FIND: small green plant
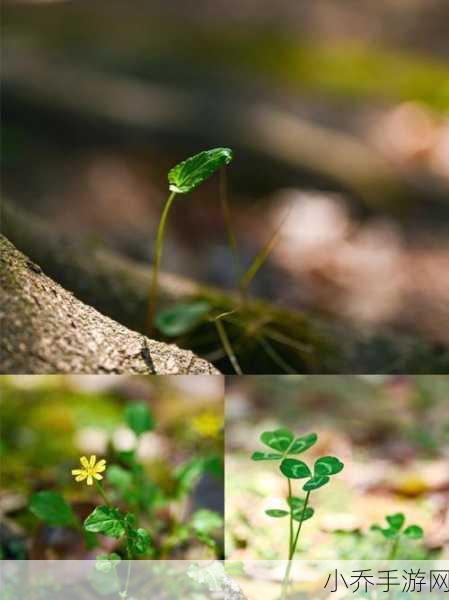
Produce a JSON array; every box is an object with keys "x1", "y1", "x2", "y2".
[
  {"x1": 148, "y1": 147, "x2": 233, "y2": 332},
  {"x1": 28, "y1": 400, "x2": 223, "y2": 572},
  {"x1": 252, "y1": 428, "x2": 344, "y2": 599},
  {"x1": 371, "y1": 513, "x2": 424, "y2": 559}
]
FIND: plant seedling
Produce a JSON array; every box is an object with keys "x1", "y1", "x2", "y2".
[
  {"x1": 252, "y1": 428, "x2": 344, "y2": 600},
  {"x1": 371, "y1": 513, "x2": 424, "y2": 559},
  {"x1": 148, "y1": 147, "x2": 233, "y2": 332}
]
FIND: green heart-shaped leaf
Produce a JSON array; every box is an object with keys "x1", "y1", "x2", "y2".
[
  {"x1": 403, "y1": 525, "x2": 424, "y2": 540},
  {"x1": 125, "y1": 402, "x2": 154, "y2": 436},
  {"x1": 303, "y1": 476, "x2": 330, "y2": 491},
  {"x1": 84, "y1": 506, "x2": 126, "y2": 539},
  {"x1": 251, "y1": 451, "x2": 283, "y2": 461},
  {"x1": 168, "y1": 148, "x2": 233, "y2": 194},
  {"x1": 261, "y1": 429, "x2": 294, "y2": 452},
  {"x1": 292, "y1": 506, "x2": 315, "y2": 522},
  {"x1": 314, "y1": 456, "x2": 344, "y2": 477},
  {"x1": 386, "y1": 513, "x2": 405, "y2": 531},
  {"x1": 280, "y1": 458, "x2": 311, "y2": 479},
  {"x1": 287, "y1": 497, "x2": 305, "y2": 511},
  {"x1": 265, "y1": 509, "x2": 289, "y2": 518},
  {"x1": 289, "y1": 433, "x2": 318, "y2": 454},
  {"x1": 29, "y1": 491, "x2": 76, "y2": 526},
  {"x1": 156, "y1": 302, "x2": 211, "y2": 336}
]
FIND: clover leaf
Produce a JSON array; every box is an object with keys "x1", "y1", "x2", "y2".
[
  {"x1": 261, "y1": 428, "x2": 294, "y2": 452},
  {"x1": 265, "y1": 509, "x2": 290, "y2": 518},
  {"x1": 280, "y1": 458, "x2": 311, "y2": 479}
]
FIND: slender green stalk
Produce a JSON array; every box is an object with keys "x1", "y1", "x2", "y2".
[
  {"x1": 95, "y1": 480, "x2": 111, "y2": 507},
  {"x1": 213, "y1": 317, "x2": 243, "y2": 375},
  {"x1": 239, "y1": 207, "x2": 291, "y2": 297},
  {"x1": 219, "y1": 168, "x2": 241, "y2": 279},
  {"x1": 147, "y1": 190, "x2": 177, "y2": 332},
  {"x1": 281, "y1": 490, "x2": 311, "y2": 600},
  {"x1": 287, "y1": 480, "x2": 294, "y2": 558},
  {"x1": 389, "y1": 536, "x2": 400, "y2": 560}
]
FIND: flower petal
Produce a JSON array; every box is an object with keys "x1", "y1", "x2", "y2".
[
  {"x1": 75, "y1": 473, "x2": 87, "y2": 482},
  {"x1": 93, "y1": 473, "x2": 103, "y2": 480},
  {"x1": 89, "y1": 455, "x2": 97, "y2": 468},
  {"x1": 94, "y1": 464, "x2": 106, "y2": 474},
  {"x1": 87, "y1": 476, "x2": 93, "y2": 486},
  {"x1": 72, "y1": 469, "x2": 83, "y2": 475},
  {"x1": 95, "y1": 459, "x2": 106, "y2": 469},
  {"x1": 80, "y1": 456, "x2": 90, "y2": 468}
]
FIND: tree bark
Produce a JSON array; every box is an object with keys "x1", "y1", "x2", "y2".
[
  {"x1": 0, "y1": 235, "x2": 218, "y2": 375},
  {"x1": 3, "y1": 200, "x2": 448, "y2": 373}
]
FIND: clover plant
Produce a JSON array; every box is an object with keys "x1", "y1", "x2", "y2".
[
  {"x1": 148, "y1": 147, "x2": 233, "y2": 332},
  {"x1": 252, "y1": 428, "x2": 344, "y2": 599},
  {"x1": 29, "y1": 401, "x2": 223, "y2": 572},
  {"x1": 371, "y1": 513, "x2": 424, "y2": 559}
]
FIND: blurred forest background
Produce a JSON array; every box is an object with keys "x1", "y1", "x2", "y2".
[
  {"x1": 226, "y1": 376, "x2": 449, "y2": 572},
  {"x1": 2, "y1": 0, "x2": 449, "y2": 372},
  {"x1": 0, "y1": 375, "x2": 224, "y2": 559}
]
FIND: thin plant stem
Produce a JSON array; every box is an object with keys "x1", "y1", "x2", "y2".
[
  {"x1": 257, "y1": 336, "x2": 297, "y2": 374},
  {"x1": 281, "y1": 490, "x2": 311, "y2": 600},
  {"x1": 95, "y1": 480, "x2": 111, "y2": 507},
  {"x1": 389, "y1": 536, "x2": 400, "y2": 560},
  {"x1": 219, "y1": 168, "x2": 241, "y2": 279},
  {"x1": 239, "y1": 206, "x2": 291, "y2": 297},
  {"x1": 287, "y1": 480, "x2": 293, "y2": 558},
  {"x1": 212, "y1": 317, "x2": 243, "y2": 375},
  {"x1": 147, "y1": 190, "x2": 177, "y2": 333}
]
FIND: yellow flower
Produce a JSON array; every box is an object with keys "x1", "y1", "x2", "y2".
[
  {"x1": 72, "y1": 455, "x2": 107, "y2": 486},
  {"x1": 191, "y1": 412, "x2": 222, "y2": 438}
]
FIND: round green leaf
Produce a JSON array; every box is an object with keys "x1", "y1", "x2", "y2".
[
  {"x1": 29, "y1": 491, "x2": 75, "y2": 526},
  {"x1": 251, "y1": 451, "x2": 283, "y2": 461},
  {"x1": 168, "y1": 148, "x2": 233, "y2": 194},
  {"x1": 386, "y1": 513, "x2": 405, "y2": 531},
  {"x1": 265, "y1": 509, "x2": 289, "y2": 518},
  {"x1": 280, "y1": 458, "x2": 311, "y2": 479},
  {"x1": 155, "y1": 302, "x2": 211, "y2": 337},
  {"x1": 292, "y1": 506, "x2": 315, "y2": 522},
  {"x1": 314, "y1": 456, "x2": 344, "y2": 477},
  {"x1": 84, "y1": 506, "x2": 126, "y2": 539},
  {"x1": 303, "y1": 476, "x2": 330, "y2": 491},
  {"x1": 261, "y1": 429, "x2": 294, "y2": 452},
  {"x1": 403, "y1": 525, "x2": 424, "y2": 540},
  {"x1": 289, "y1": 433, "x2": 318, "y2": 454},
  {"x1": 125, "y1": 402, "x2": 154, "y2": 436}
]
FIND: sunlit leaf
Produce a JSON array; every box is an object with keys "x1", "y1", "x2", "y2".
[
  {"x1": 155, "y1": 302, "x2": 211, "y2": 336},
  {"x1": 127, "y1": 527, "x2": 152, "y2": 554},
  {"x1": 168, "y1": 148, "x2": 233, "y2": 194}
]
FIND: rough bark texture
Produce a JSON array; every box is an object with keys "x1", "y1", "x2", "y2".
[
  {"x1": 0, "y1": 236, "x2": 218, "y2": 375},
  {"x1": 3, "y1": 200, "x2": 449, "y2": 374}
]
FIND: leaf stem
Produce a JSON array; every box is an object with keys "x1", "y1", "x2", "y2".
[
  {"x1": 287, "y1": 479, "x2": 293, "y2": 558},
  {"x1": 220, "y1": 168, "x2": 241, "y2": 280},
  {"x1": 147, "y1": 190, "x2": 177, "y2": 333},
  {"x1": 212, "y1": 317, "x2": 243, "y2": 375},
  {"x1": 94, "y1": 480, "x2": 111, "y2": 507},
  {"x1": 389, "y1": 535, "x2": 400, "y2": 560},
  {"x1": 281, "y1": 490, "x2": 311, "y2": 600}
]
